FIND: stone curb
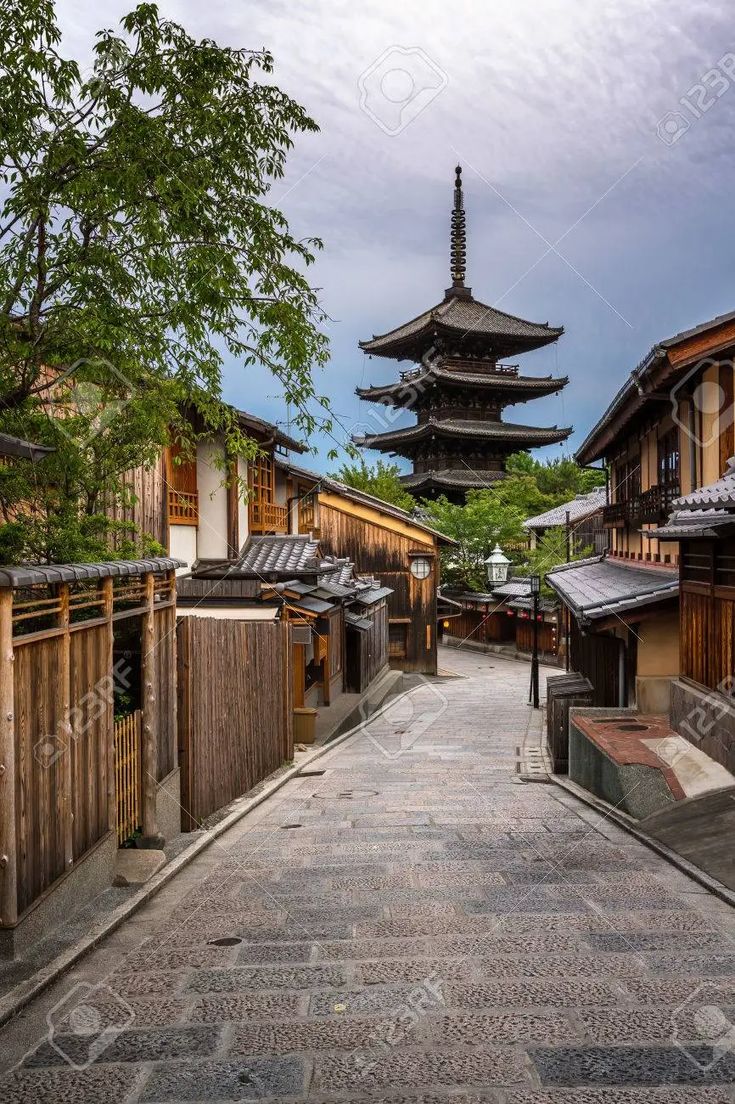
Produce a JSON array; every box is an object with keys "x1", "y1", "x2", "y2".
[
  {"x1": 550, "y1": 774, "x2": 735, "y2": 911},
  {"x1": 0, "y1": 675, "x2": 419, "y2": 1029}
]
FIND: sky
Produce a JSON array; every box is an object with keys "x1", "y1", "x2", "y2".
[{"x1": 57, "y1": 0, "x2": 735, "y2": 473}]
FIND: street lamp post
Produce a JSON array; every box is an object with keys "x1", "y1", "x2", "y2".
[{"x1": 529, "y1": 573, "x2": 541, "y2": 709}]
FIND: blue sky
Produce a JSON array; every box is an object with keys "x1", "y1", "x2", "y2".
[{"x1": 58, "y1": 0, "x2": 735, "y2": 472}]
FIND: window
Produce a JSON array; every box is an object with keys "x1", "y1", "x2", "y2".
[
  {"x1": 248, "y1": 453, "x2": 273, "y2": 503},
  {"x1": 388, "y1": 622, "x2": 408, "y2": 659},
  {"x1": 409, "y1": 556, "x2": 432, "y2": 580},
  {"x1": 658, "y1": 428, "x2": 680, "y2": 490}
]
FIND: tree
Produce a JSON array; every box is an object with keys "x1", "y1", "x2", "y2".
[
  {"x1": 423, "y1": 488, "x2": 529, "y2": 591},
  {"x1": 331, "y1": 459, "x2": 416, "y2": 512},
  {"x1": 423, "y1": 452, "x2": 605, "y2": 592},
  {"x1": 518, "y1": 527, "x2": 593, "y2": 596},
  {"x1": 507, "y1": 452, "x2": 605, "y2": 497},
  {"x1": 0, "y1": 2, "x2": 330, "y2": 561}
]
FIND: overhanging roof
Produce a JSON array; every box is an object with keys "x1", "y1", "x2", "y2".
[
  {"x1": 524, "y1": 488, "x2": 607, "y2": 531},
  {"x1": 646, "y1": 510, "x2": 735, "y2": 540},
  {"x1": 400, "y1": 468, "x2": 508, "y2": 493},
  {"x1": 575, "y1": 309, "x2": 735, "y2": 465},
  {"x1": 546, "y1": 555, "x2": 678, "y2": 624},
  {"x1": 357, "y1": 366, "x2": 567, "y2": 405},
  {"x1": 359, "y1": 291, "x2": 563, "y2": 360},
  {"x1": 354, "y1": 418, "x2": 572, "y2": 451},
  {"x1": 0, "y1": 556, "x2": 182, "y2": 589},
  {"x1": 276, "y1": 460, "x2": 457, "y2": 545},
  {"x1": 0, "y1": 432, "x2": 55, "y2": 461}
]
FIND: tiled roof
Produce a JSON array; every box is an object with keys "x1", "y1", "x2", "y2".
[
  {"x1": 235, "y1": 409, "x2": 305, "y2": 453},
  {"x1": 401, "y1": 468, "x2": 508, "y2": 491},
  {"x1": 491, "y1": 578, "x2": 534, "y2": 599},
  {"x1": 646, "y1": 509, "x2": 735, "y2": 540},
  {"x1": 546, "y1": 556, "x2": 678, "y2": 623},
  {"x1": 673, "y1": 468, "x2": 735, "y2": 511},
  {"x1": 355, "y1": 418, "x2": 572, "y2": 449},
  {"x1": 360, "y1": 293, "x2": 563, "y2": 356},
  {"x1": 277, "y1": 460, "x2": 457, "y2": 545},
  {"x1": 524, "y1": 488, "x2": 607, "y2": 531},
  {"x1": 357, "y1": 367, "x2": 567, "y2": 402},
  {"x1": 0, "y1": 557, "x2": 183, "y2": 589},
  {"x1": 237, "y1": 535, "x2": 327, "y2": 577}
]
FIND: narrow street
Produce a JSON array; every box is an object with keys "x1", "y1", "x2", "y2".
[{"x1": 2, "y1": 647, "x2": 735, "y2": 1102}]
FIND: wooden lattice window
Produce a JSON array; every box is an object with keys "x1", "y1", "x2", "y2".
[
  {"x1": 248, "y1": 453, "x2": 274, "y2": 503},
  {"x1": 166, "y1": 443, "x2": 198, "y2": 524},
  {"x1": 658, "y1": 427, "x2": 680, "y2": 491}
]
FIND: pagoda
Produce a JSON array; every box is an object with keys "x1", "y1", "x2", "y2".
[{"x1": 354, "y1": 166, "x2": 571, "y2": 502}]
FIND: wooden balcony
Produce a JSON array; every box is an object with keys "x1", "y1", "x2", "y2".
[
  {"x1": 249, "y1": 499, "x2": 289, "y2": 533},
  {"x1": 602, "y1": 500, "x2": 627, "y2": 527},
  {"x1": 168, "y1": 489, "x2": 199, "y2": 525}
]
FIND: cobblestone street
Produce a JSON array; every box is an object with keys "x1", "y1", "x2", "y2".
[{"x1": 2, "y1": 648, "x2": 735, "y2": 1102}]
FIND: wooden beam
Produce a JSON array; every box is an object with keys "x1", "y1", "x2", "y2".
[
  {"x1": 57, "y1": 584, "x2": 74, "y2": 873},
  {"x1": 141, "y1": 572, "x2": 159, "y2": 843},
  {"x1": 0, "y1": 588, "x2": 17, "y2": 927},
  {"x1": 102, "y1": 578, "x2": 115, "y2": 835}
]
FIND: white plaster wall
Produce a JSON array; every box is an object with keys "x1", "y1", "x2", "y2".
[
  {"x1": 196, "y1": 438, "x2": 229, "y2": 560},
  {"x1": 169, "y1": 525, "x2": 197, "y2": 574}
]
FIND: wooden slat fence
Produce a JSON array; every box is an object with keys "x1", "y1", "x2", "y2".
[
  {"x1": 115, "y1": 710, "x2": 142, "y2": 844},
  {"x1": 0, "y1": 566, "x2": 177, "y2": 929},
  {"x1": 177, "y1": 616, "x2": 293, "y2": 830}
]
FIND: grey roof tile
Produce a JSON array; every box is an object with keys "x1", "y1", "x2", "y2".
[
  {"x1": 673, "y1": 469, "x2": 735, "y2": 511},
  {"x1": 355, "y1": 418, "x2": 572, "y2": 449},
  {"x1": 0, "y1": 557, "x2": 182, "y2": 589},
  {"x1": 524, "y1": 488, "x2": 607, "y2": 531},
  {"x1": 546, "y1": 557, "x2": 678, "y2": 622},
  {"x1": 647, "y1": 509, "x2": 735, "y2": 539}
]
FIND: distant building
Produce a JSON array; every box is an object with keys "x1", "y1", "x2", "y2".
[
  {"x1": 354, "y1": 166, "x2": 571, "y2": 502},
  {"x1": 524, "y1": 488, "x2": 608, "y2": 556}
]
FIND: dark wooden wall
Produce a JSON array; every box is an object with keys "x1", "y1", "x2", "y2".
[
  {"x1": 316, "y1": 502, "x2": 438, "y2": 675},
  {"x1": 569, "y1": 619, "x2": 624, "y2": 707},
  {"x1": 177, "y1": 616, "x2": 293, "y2": 829},
  {"x1": 345, "y1": 599, "x2": 389, "y2": 693}
]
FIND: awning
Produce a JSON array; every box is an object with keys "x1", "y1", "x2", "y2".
[
  {"x1": 645, "y1": 510, "x2": 735, "y2": 540},
  {"x1": 546, "y1": 555, "x2": 678, "y2": 625},
  {"x1": 345, "y1": 611, "x2": 373, "y2": 631}
]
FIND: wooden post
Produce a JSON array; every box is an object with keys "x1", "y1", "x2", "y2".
[
  {"x1": 102, "y1": 577, "x2": 116, "y2": 835},
  {"x1": 0, "y1": 588, "x2": 17, "y2": 927},
  {"x1": 57, "y1": 584, "x2": 74, "y2": 871},
  {"x1": 141, "y1": 572, "x2": 160, "y2": 845}
]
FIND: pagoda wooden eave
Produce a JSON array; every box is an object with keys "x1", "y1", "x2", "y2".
[
  {"x1": 356, "y1": 367, "x2": 568, "y2": 406},
  {"x1": 354, "y1": 418, "x2": 572, "y2": 452}
]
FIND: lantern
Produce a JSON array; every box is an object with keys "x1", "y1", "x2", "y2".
[{"x1": 485, "y1": 543, "x2": 510, "y2": 586}]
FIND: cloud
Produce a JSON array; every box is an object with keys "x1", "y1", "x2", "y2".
[{"x1": 56, "y1": 0, "x2": 735, "y2": 463}]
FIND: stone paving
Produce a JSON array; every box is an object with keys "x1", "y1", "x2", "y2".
[{"x1": 2, "y1": 647, "x2": 735, "y2": 1102}]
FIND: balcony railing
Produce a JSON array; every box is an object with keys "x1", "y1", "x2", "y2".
[
  {"x1": 602, "y1": 482, "x2": 681, "y2": 528},
  {"x1": 249, "y1": 499, "x2": 289, "y2": 533},
  {"x1": 602, "y1": 500, "x2": 627, "y2": 527},
  {"x1": 168, "y1": 490, "x2": 199, "y2": 525}
]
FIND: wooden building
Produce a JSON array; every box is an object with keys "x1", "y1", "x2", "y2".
[
  {"x1": 549, "y1": 309, "x2": 735, "y2": 711},
  {"x1": 354, "y1": 166, "x2": 570, "y2": 501},
  {"x1": 177, "y1": 535, "x2": 391, "y2": 716},
  {"x1": 444, "y1": 581, "x2": 560, "y2": 660},
  {"x1": 524, "y1": 488, "x2": 608, "y2": 557},
  {"x1": 277, "y1": 462, "x2": 456, "y2": 675}
]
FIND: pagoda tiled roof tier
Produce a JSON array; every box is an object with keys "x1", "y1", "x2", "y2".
[
  {"x1": 354, "y1": 417, "x2": 572, "y2": 454},
  {"x1": 359, "y1": 289, "x2": 563, "y2": 361},
  {"x1": 401, "y1": 467, "x2": 508, "y2": 493},
  {"x1": 357, "y1": 364, "x2": 568, "y2": 407}
]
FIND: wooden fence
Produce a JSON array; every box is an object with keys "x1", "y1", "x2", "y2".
[
  {"x1": 177, "y1": 616, "x2": 293, "y2": 829},
  {"x1": 0, "y1": 561, "x2": 178, "y2": 929},
  {"x1": 115, "y1": 710, "x2": 142, "y2": 845}
]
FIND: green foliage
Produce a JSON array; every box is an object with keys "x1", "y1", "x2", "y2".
[
  {"x1": 330, "y1": 459, "x2": 416, "y2": 512},
  {"x1": 423, "y1": 452, "x2": 605, "y2": 592},
  {"x1": 0, "y1": 1, "x2": 330, "y2": 562},
  {"x1": 520, "y1": 527, "x2": 593, "y2": 596},
  {"x1": 506, "y1": 453, "x2": 605, "y2": 496}
]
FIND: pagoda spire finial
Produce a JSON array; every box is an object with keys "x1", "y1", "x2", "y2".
[{"x1": 450, "y1": 164, "x2": 467, "y2": 290}]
